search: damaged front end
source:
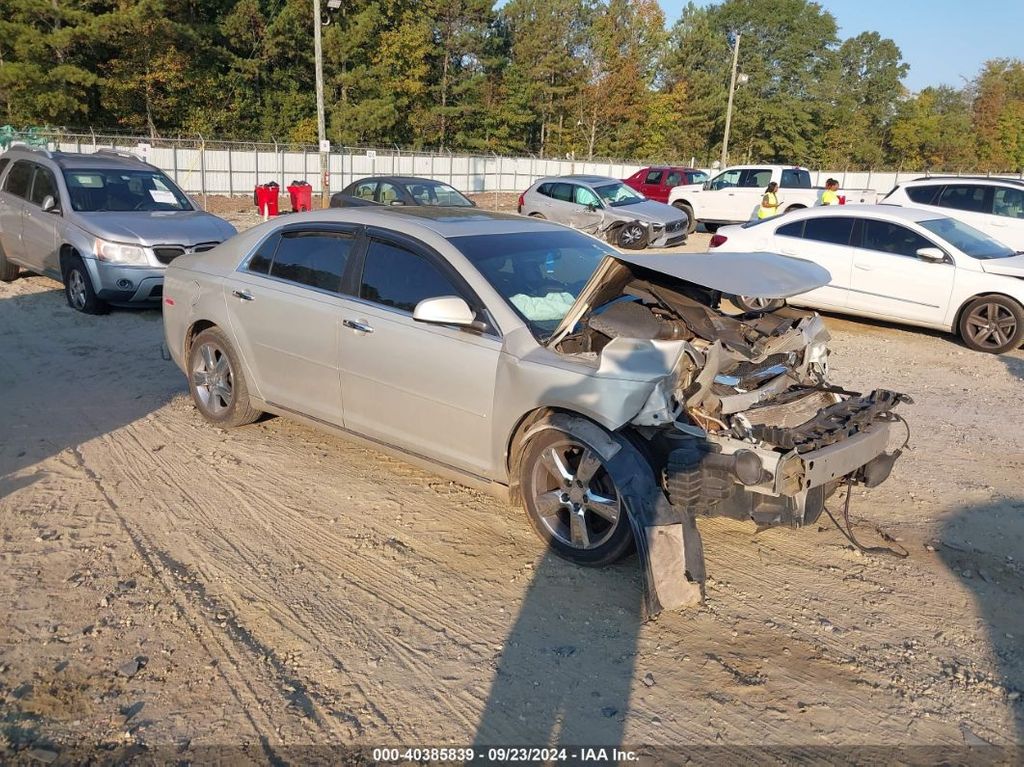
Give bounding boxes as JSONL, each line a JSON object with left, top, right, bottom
{"left": 547, "top": 254, "right": 911, "bottom": 615}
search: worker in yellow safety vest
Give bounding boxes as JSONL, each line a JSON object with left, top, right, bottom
{"left": 820, "top": 178, "right": 840, "bottom": 205}
{"left": 758, "top": 182, "right": 780, "bottom": 219}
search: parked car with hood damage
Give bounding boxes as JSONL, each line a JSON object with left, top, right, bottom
{"left": 162, "top": 207, "right": 909, "bottom": 614}
{"left": 518, "top": 175, "right": 688, "bottom": 249}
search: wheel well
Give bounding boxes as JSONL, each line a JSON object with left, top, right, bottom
{"left": 784, "top": 204, "right": 805, "bottom": 212}
{"left": 952, "top": 292, "right": 1024, "bottom": 335}
{"left": 58, "top": 244, "right": 79, "bottom": 275}
{"left": 184, "top": 320, "right": 218, "bottom": 360}
{"left": 672, "top": 199, "right": 692, "bottom": 210}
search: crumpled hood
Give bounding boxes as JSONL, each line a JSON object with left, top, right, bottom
{"left": 980, "top": 254, "right": 1024, "bottom": 278}
{"left": 610, "top": 200, "right": 686, "bottom": 226}
{"left": 546, "top": 251, "right": 831, "bottom": 348}
{"left": 76, "top": 211, "right": 236, "bottom": 245}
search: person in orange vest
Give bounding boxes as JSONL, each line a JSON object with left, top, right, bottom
{"left": 758, "top": 182, "right": 781, "bottom": 219}
{"left": 819, "top": 178, "right": 840, "bottom": 205}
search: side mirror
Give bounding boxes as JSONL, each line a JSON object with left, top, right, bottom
{"left": 916, "top": 246, "right": 946, "bottom": 262}
{"left": 42, "top": 195, "right": 60, "bottom": 214}
{"left": 413, "top": 296, "right": 476, "bottom": 327}
{"left": 702, "top": 181, "right": 711, "bottom": 191}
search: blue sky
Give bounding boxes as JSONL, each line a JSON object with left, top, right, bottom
{"left": 657, "top": 0, "right": 1024, "bottom": 92}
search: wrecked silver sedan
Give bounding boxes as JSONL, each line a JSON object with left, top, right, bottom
{"left": 162, "top": 208, "right": 909, "bottom": 614}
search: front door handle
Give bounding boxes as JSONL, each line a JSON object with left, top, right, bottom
{"left": 854, "top": 263, "right": 873, "bottom": 271}
{"left": 232, "top": 289, "right": 254, "bottom": 301}
{"left": 343, "top": 319, "right": 374, "bottom": 334}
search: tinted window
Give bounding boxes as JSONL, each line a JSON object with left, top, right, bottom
{"left": 247, "top": 233, "right": 280, "bottom": 275}
{"left": 906, "top": 185, "right": 941, "bottom": 205}
{"left": 860, "top": 220, "right": 935, "bottom": 257}
{"left": 269, "top": 231, "right": 352, "bottom": 291}
{"left": 937, "top": 185, "right": 991, "bottom": 214}
{"left": 4, "top": 161, "right": 33, "bottom": 198}
{"left": 780, "top": 169, "right": 812, "bottom": 188}
{"left": 803, "top": 217, "right": 855, "bottom": 246}
{"left": 406, "top": 180, "right": 472, "bottom": 207}
{"left": 351, "top": 181, "right": 377, "bottom": 200}
{"left": 29, "top": 167, "right": 57, "bottom": 206}
{"left": 993, "top": 187, "right": 1024, "bottom": 219}
{"left": 537, "top": 183, "right": 552, "bottom": 198}
{"left": 776, "top": 220, "right": 805, "bottom": 238}
{"left": 549, "top": 183, "right": 573, "bottom": 202}
{"left": 644, "top": 170, "right": 663, "bottom": 184}
{"left": 360, "top": 240, "right": 460, "bottom": 312}
{"left": 0, "top": 158, "right": 9, "bottom": 178}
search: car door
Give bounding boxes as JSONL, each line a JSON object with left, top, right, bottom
{"left": 22, "top": 164, "right": 61, "bottom": 274}
{"left": 771, "top": 216, "right": 856, "bottom": 309}
{"left": 663, "top": 170, "right": 684, "bottom": 204}
{"left": 989, "top": 186, "right": 1024, "bottom": 250}
{"left": 701, "top": 168, "right": 743, "bottom": 220}
{"left": 223, "top": 227, "right": 357, "bottom": 425}
{"left": 733, "top": 168, "right": 774, "bottom": 220}
{"left": 565, "top": 184, "right": 604, "bottom": 232}
{"left": 640, "top": 169, "right": 664, "bottom": 201}
{"left": 0, "top": 160, "right": 35, "bottom": 263}
{"left": 545, "top": 182, "right": 577, "bottom": 225}
{"left": 846, "top": 218, "right": 955, "bottom": 325}
{"left": 336, "top": 233, "right": 501, "bottom": 477}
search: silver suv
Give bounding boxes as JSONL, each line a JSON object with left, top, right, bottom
{"left": 0, "top": 146, "right": 237, "bottom": 314}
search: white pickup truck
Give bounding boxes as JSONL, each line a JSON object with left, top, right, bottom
{"left": 667, "top": 165, "right": 880, "bottom": 233}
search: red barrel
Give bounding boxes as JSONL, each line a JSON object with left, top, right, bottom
{"left": 254, "top": 183, "right": 280, "bottom": 216}
{"left": 287, "top": 181, "right": 313, "bottom": 212}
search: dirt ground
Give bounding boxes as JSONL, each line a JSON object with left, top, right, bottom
{"left": 1, "top": 196, "right": 1023, "bottom": 762}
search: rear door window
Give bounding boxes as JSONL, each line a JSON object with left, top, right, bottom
{"left": 937, "top": 184, "right": 991, "bottom": 214}
{"left": 905, "top": 185, "right": 941, "bottom": 205}
{"left": 267, "top": 230, "right": 354, "bottom": 292}
{"left": 4, "top": 161, "right": 34, "bottom": 199}
{"left": 802, "top": 217, "right": 855, "bottom": 246}
{"left": 740, "top": 168, "right": 773, "bottom": 188}
{"left": 859, "top": 219, "right": 935, "bottom": 257}
{"left": 666, "top": 171, "right": 682, "bottom": 186}
{"left": 780, "top": 169, "right": 811, "bottom": 188}
{"left": 360, "top": 239, "right": 461, "bottom": 313}
{"left": 549, "top": 183, "right": 573, "bottom": 202}
{"left": 776, "top": 220, "right": 805, "bottom": 238}
{"left": 29, "top": 166, "right": 58, "bottom": 207}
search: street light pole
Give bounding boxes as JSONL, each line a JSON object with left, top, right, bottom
{"left": 313, "top": 0, "right": 329, "bottom": 208}
{"left": 721, "top": 31, "right": 741, "bottom": 168}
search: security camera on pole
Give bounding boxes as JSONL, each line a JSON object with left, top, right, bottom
{"left": 314, "top": 0, "right": 343, "bottom": 208}
{"left": 721, "top": 31, "right": 748, "bottom": 168}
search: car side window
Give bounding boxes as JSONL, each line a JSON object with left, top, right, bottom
{"left": 573, "top": 186, "right": 600, "bottom": 207}
{"left": 360, "top": 239, "right": 462, "bottom": 313}
{"left": 29, "top": 166, "right": 58, "bottom": 207}
{"left": 803, "top": 217, "right": 855, "bottom": 246}
{"left": 780, "top": 169, "right": 811, "bottom": 188}
{"left": 708, "top": 170, "right": 741, "bottom": 190}
{"left": 0, "top": 158, "right": 9, "bottom": 179}
{"left": 905, "top": 185, "right": 941, "bottom": 205}
{"left": 537, "top": 183, "right": 552, "bottom": 198}
{"left": 352, "top": 181, "right": 377, "bottom": 200}
{"left": 247, "top": 233, "right": 280, "bottom": 275}
{"left": 377, "top": 182, "right": 402, "bottom": 205}
{"left": 644, "top": 170, "right": 663, "bottom": 185}
{"left": 860, "top": 219, "right": 935, "bottom": 257}
{"left": 993, "top": 187, "right": 1024, "bottom": 219}
{"left": 666, "top": 171, "right": 682, "bottom": 186}
{"left": 267, "top": 231, "right": 354, "bottom": 291}
{"left": 4, "top": 161, "right": 34, "bottom": 199}
{"left": 937, "top": 184, "right": 991, "bottom": 214}
{"left": 549, "top": 183, "right": 573, "bottom": 202}
{"left": 740, "top": 169, "right": 772, "bottom": 188}
{"left": 776, "top": 220, "right": 805, "bottom": 238}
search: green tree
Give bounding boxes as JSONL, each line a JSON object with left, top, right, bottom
{"left": 888, "top": 86, "right": 976, "bottom": 170}
{"left": 972, "top": 58, "right": 1024, "bottom": 172}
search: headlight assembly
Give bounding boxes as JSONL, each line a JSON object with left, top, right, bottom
{"left": 94, "top": 239, "right": 149, "bottom": 265}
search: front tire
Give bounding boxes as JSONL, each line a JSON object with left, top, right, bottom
{"left": 518, "top": 426, "right": 636, "bottom": 567}
{"left": 63, "top": 256, "right": 109, "bottom": 314}
{"left": 958, "top": 296, "right": 1024, "bottom": 354}
{"left": 672, "top": 201, "right": 696, "bottom": 234}
{"left": 732, "top": 295, "right": 786, "bottom": 314}
{"left": 0, "top": 242, "right": 19, "bottom": 282}
{"left": 616, "top": 222, "right": 649, "bottom": 250}
{"left": 187, "top": 327, "right": 262, "bottom": 427}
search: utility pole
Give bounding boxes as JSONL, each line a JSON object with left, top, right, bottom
{"left": 313, "top": 0, "right": 329, "bottom": 208}
{"left": 721, "top": 31, "right": 741, "bottom": 168}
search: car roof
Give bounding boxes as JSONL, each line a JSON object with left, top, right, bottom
{"left": 785, "top": 204, "right": 949, "bottom": 224}
{"left": 282, "top": 205, "right": 572, "bottom": 238}
{"left": 905, "top": 175, "right": 1024, "bottom": 187}
{"left": 537, "top": 175, "right": 619, "bottom": 185}
{"left": 3, "top": 146, "right": 153, "bottom": 171}
{"left": 347, "top": 175, "right": 458, "bottom": 187}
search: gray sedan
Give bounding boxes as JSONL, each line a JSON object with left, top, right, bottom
{"left": 162, "top": 207, "right": 908, "bottom": 614}
{"left": 519, "top": 174, "right": 688, "bottom": 249}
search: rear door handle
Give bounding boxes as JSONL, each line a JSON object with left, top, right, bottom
{"left": 232, "top": 289, "right": 254, "bottom": 301}
{"left": 343, "top": 319, "right": 374, "bottom": 334}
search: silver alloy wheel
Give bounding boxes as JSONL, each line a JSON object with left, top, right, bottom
{"left": 739, "top": 296, "right": 773, "bottom": 310}
{"left": 192, "top": 342, "right": 234, "bottom": 415}
{"left": 68, "top": 269, "right": 87, "bottom": 310}
{"left": 619, "top": 223, "right": 646, "bottom": 247}
{"left": 965, "top": 301, "right": 1018, "bottom": 350}
{"left": 528, "top": 439, "right": 621, "bottom": 550}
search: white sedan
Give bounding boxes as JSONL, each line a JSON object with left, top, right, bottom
{"left": 710, "top": 205, "right": 1024, "bottom": 354}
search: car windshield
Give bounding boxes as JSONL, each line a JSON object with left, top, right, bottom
{"left": 594, "top": 182, "right": 644, "bottom": 207}
{"left": 407, "top": 180, "right": 474, "bottom": 207}
{"left": 451, "top": 230, "right": 611, "bottom": 337}
{"left": 918, "top": 217, "right": 1016, "bottom": 260}
{"left": 62, "top": 169, "right": 193, "bottom": 212}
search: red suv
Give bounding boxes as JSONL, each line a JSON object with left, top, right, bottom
{"left": 623, "top": 166, "right": 708, "bottom": 204}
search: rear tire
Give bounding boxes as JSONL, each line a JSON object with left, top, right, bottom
{"left": 958, "top": 295, "right": 1024, "bottom": 354}
{"left": 0, "top": 243, "right": 18, "bottom": 282}
{"left": 62, "top": 256, "right": 109, "bottom": 315}
{"left": 673, "top": 201, "right": 696, "bottom": 234}
{"left": 187, "top": 327, "right": 262, "bottom": 427}
{"left": 528, "top": 212, "right": 546, "bottom": 219}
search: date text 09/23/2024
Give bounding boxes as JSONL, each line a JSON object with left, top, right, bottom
{"left": 372, "top": 747, "right": 640, "bottom": 763}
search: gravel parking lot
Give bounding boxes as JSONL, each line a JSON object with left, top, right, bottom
{"left": 1, "top": 197, "right": 1022, "bottom": 759}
